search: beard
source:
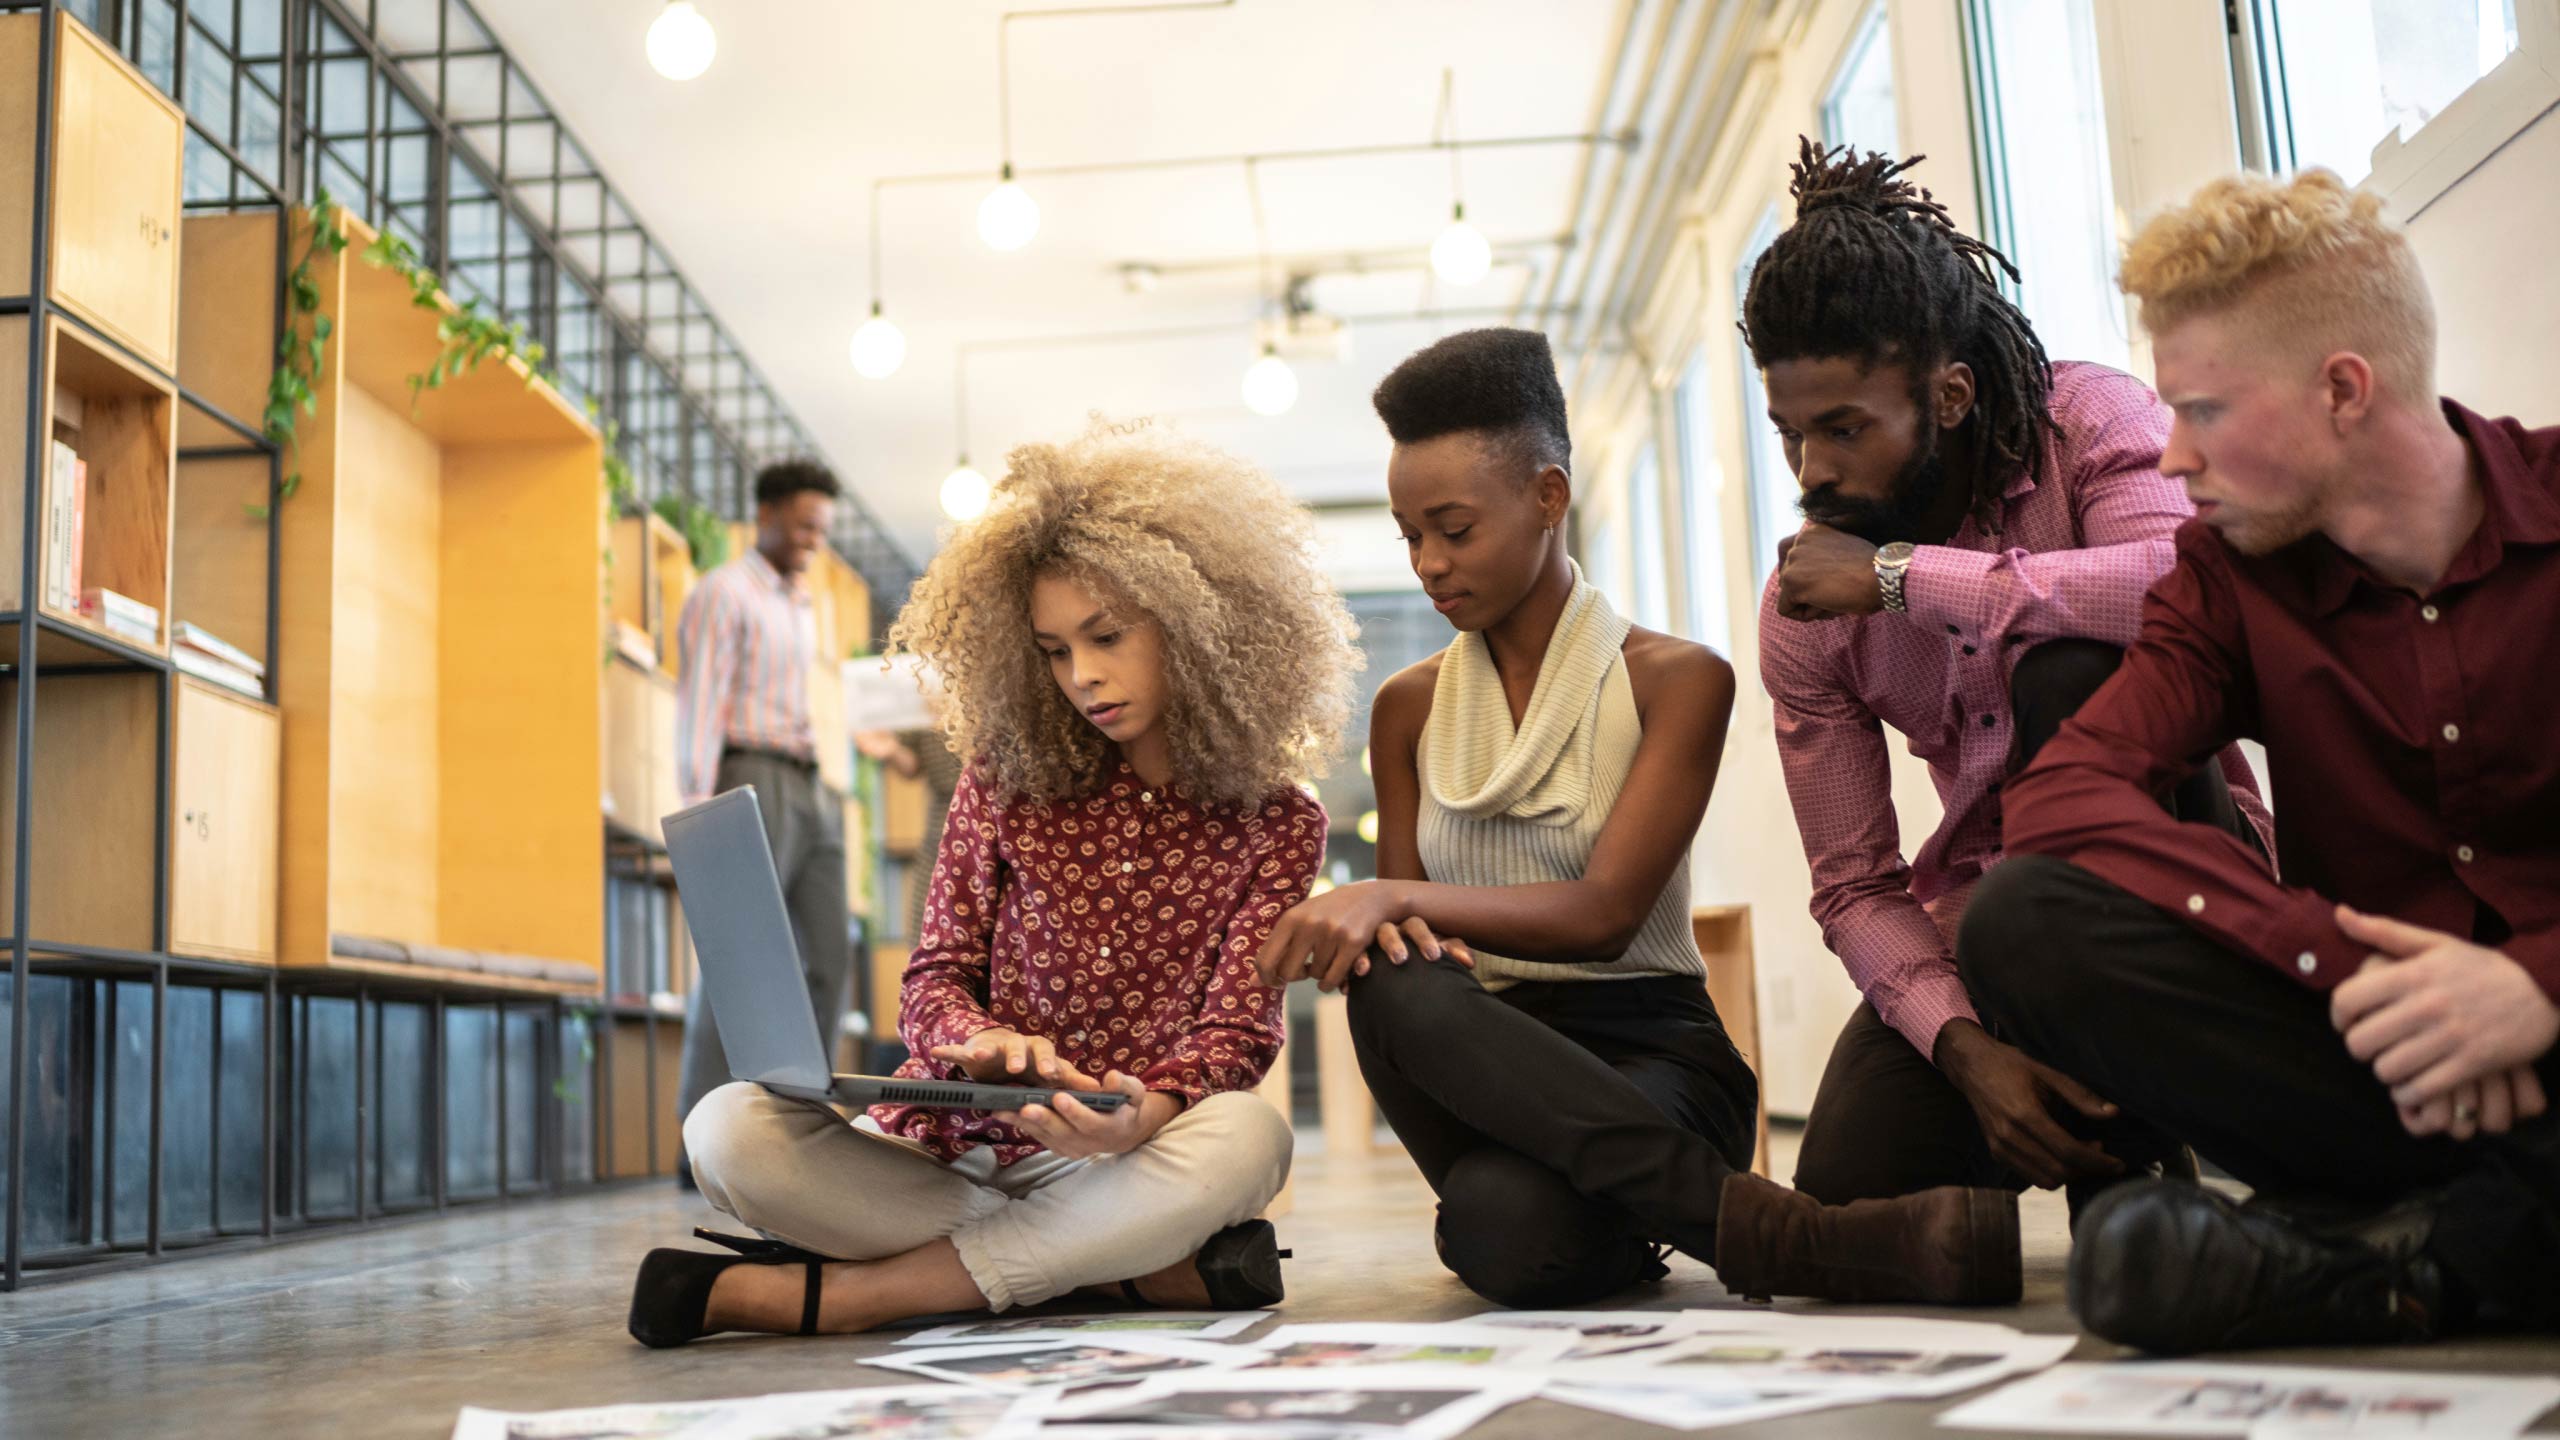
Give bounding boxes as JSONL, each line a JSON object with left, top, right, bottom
{"left": 1799, "top": 430, "right": 1955, "bottom": 546}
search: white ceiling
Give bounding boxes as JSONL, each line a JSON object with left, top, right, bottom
{"left": 475, "top": 0, "right": 1631, "bottom": 570}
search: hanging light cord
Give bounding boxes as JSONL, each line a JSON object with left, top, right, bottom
{"left": 1436, "top": 67, "right": 1466, "bottom": 216}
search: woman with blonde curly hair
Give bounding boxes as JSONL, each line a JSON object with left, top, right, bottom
{"left": 632, "top": 421, "right": 1355, "bottom": 1347}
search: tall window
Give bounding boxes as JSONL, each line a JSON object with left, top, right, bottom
{"left": 1964, "top": 0, "right": 2131, "bottom": 371}
{"left": 1627, "top": 441, "right": 1671, "bottom": 631}
{"left": 1735, "top": 208, "right": 1797, "bottom": 591}
{"left": 1823, "top": 2, "right": 1901, "bottom": 157}
{"left": 1583, "top": 509, "right": 1630, "bottom": 618}
{"left": 2237, "top": 0, "right": 2521, "bottom": 182}
{"left": 1674, "top": 355, "right": 1734, "bottom": 651}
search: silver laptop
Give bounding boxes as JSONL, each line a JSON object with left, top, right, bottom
{"left": 662, "top": 787, "right": 1125, "bottom": 1113}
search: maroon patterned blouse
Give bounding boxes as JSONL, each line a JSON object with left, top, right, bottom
{"left": 871, "top": 757, "right": 1324, "bottom": 1163}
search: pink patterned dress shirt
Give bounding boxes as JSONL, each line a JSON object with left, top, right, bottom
{"left": 1758, "top": 362, "right": 2275, "bottom": 1059}
{"left": 874, "top": 758, "right": 1324, "bottom": 1164}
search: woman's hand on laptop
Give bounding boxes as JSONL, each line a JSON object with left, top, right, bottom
{"left": 1017, "top": 1071, "right": 1175, "bottom": 1158}
{"left": 931, "top": 1027, "right": 1103, "bottom": 1089}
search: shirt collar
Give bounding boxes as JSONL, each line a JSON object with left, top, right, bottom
{"left": 742, "top": 545, "right": 808, "bottom": 600}
{"left": 2300, "top": 399, "right": 2558, "bottom": 616}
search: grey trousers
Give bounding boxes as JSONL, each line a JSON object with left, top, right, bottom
{"left": 676, "top": 752, "right": 852, "bottom": 1143}
{"left": 685, "top": 1082, "right": 1294, "bottom": 1309}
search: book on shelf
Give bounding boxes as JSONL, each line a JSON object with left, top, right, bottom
{"left": 173, "top": 621, "right": 264, "bottom": 679}
{"left": 43, "top": 442, "right": 87, "bottom": 612}
{"left": 172, "top": 645, "right": 265, "bottom": 699}
{"left": 78, "top": 587, "right": 160, "bottom": 645}
{"left": 613, "top": 619, "right": 657, "bottom": 669}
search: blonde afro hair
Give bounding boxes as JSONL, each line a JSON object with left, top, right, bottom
{"left": 888, "top": 419, "right": 1361, "bottom": 810}
{"left": 2118, "top": 168, "right": 2435, "bottom": 401}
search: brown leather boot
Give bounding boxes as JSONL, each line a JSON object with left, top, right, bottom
{"left": 1713, "top": 1172, "right": 2022, "bottom": 1305}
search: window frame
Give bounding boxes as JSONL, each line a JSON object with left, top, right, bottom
{"left": 2228, "top": 0, "right": 2559, "bottom": 220}
{"left": 1734, "top": 205, "right": 1797, "bottom": 593}
{"left": 1821, "top": 0, "right": 1901, "bottom": 155}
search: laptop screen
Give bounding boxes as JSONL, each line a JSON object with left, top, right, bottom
{"left": 662, "top": 787, "right": 833, "bottom": 1094}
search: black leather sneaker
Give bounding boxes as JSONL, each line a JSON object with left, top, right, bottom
{"left": 2069, "top": 1179, "right": 2445, "bottom": 1353}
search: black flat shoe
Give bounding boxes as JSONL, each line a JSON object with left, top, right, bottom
{"left": 629, "top": 1228, "right": 829, "bottom": 1349}
{"left": 2070, "top": 1179, "right": 2444, "bottom": 1354}
{"left": 1124, "top": 1220, "right": 1290, "bottom": 1311}
{"left": 1196, "top": 1219, "right": 1289, "bottom": 1309}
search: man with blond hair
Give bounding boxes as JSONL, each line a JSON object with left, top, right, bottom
{"left": 1956, "top": 169, "right": 2559, "bottom": 1353}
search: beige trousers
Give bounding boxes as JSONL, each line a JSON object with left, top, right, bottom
{"left": 682, "top": 1081, "right": 1294, "bottom": 1310}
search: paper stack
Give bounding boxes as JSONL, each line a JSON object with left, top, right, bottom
{"left": 79, "top": 587, "right": 159, "bottom": 648}
{"left": 172, "top": 622, "right": 265, "bottom": 699}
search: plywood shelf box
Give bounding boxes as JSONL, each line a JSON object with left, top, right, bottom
{"left": 182, "top": 205, "right": 607, "bottom": 994}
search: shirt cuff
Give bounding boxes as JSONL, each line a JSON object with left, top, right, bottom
{"left": 1898, "top": 545, "right": 1996, "bottom": 639}
{"left": 1137, "top": 1048, "right": 1257, "bottom": 1108}
{"left": 913, "top": 1003, "right": 1001, "bottom": 1058}
{"left": 2246, "top": 891, "right": 2368, "bottom": 991}
{"left": 1881, "top": 972, "right": 1982, "bottom": 1064}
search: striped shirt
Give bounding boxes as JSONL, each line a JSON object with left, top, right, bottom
{"left": 675, "top": 547, "right": 817, "bottom": 804}
{"left": 1759, "top": 362, "right": 2274, "bottom": 1059}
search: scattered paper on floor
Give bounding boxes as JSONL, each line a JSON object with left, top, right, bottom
{"left": 863, "top": 1335, "right": 1250, "bottom": 1391}
{"left": 898, "top": 1311, "right": 1272, "bottom": 1346}
{"left": 450, "top": 1383, "right": 1044, "bottom": 1440}
{"left": 1936, "top": 1362, "right": 2560, "bottom": 1437}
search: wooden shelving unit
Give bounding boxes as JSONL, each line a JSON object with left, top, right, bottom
{"left": 247, "top": 206, "right": 605, "bottom": 993}
{"left": 1, "top": 2, "right": 912, "bottom": 1287}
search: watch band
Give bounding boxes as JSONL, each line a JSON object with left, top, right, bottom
{"left": 1873, "top": 543, "right": 1916, "bottom": 614}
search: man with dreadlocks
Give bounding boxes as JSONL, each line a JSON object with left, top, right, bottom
{"left": 1738, "top": 140, "right": 2273, "bottom": 1292}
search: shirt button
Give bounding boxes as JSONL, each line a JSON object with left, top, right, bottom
{"left": 1946, "top": 625, "right": 1960, "bottom": 636}
{"left": 1124, "top": 861, "right": 1137, "bottom": 873}
{"left": 2187, "top": 894, "right": 2207, "bottom": 913}
{"left": 1962, "top": 645, "right": 1977, "bottom": 656}
{"left": 2420, "top": 605, "right": 2440, "bottom": 623}
{"left": 2442, "top": 723, "right": 2461, "bottom": 743}
{"left": 1980, "top": 714, "right": 1997, "bottom": 728}
{"left": 2297, "top": 951, "right": 2318, "bottom": 974}
{"left": 1141, "top": 791, "right": 1154, "bottom": 802}
{"left": 1099, "top": 944, "right": 1111, "bottom": 958}
{"left": 2455, "top": 845, "right": 2475, "bottom": 864}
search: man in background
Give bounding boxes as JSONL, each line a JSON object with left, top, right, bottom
{"left": 672, "top": 460, "right": 853, "bottom": 1186}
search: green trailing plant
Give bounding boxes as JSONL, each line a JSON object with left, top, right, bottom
{"left": 656, "top": 493, "right": 731, "bottom": 572}
{"left": 358, "top": 227, "right": 548, "bottom": 407}
{"left": 257, "top": 193, "right": 555, "bottom": 516}
{"left": 252, "top": 190, "right": 351, "bottom": 519}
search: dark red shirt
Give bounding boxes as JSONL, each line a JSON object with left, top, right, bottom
{"left": 2005, "top": 400, "right": 2560, "bottom": 1001}
{"left": 873, "top": 759, "right": 1323, "bottom": 1163}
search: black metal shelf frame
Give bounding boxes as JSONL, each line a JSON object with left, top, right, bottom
{"left": 0, "top": 0, "right": 749, "bottom": 1290}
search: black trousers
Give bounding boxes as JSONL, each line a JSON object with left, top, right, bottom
{"left": 1795, "top": 640, "right": 2241, "bottom": 1204}
{"left": 1959, "top": 853, "right": 2560, "bottom": 1324}
{"left": 1345, "top": 957, "right": 1758, "bottom": 1307}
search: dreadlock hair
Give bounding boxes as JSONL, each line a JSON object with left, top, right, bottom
{"left": 1740, "top": 137, "right": 2056, "bottom": 534}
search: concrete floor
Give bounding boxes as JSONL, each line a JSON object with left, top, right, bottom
{"left": 1, "top": 1126, "right": 2554, "bottom": 1438}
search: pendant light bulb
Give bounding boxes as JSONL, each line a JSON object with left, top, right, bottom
{"left": 849, "top": 305, "right": 906, "bottom": 379}
{"left": 941, "top": 461, "right": 992, "bottom": 522}
{"left": 977, "top": 166, "right": 1041, "bottom": 252}
{"left": 1431, "top": 204, "right": 1493, "bottom": 286}
{"left": 645, "top": 2, "right": 717, "bottom": 81}
{"left": 1240, "top": 345, "right": 1298, "bottom": 417}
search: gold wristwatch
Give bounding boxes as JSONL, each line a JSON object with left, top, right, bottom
{"left": 1874, "top": 541, "right": 1917, "bottom": 613}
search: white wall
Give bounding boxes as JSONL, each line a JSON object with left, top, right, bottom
{"left": 2402, "top": 105, "right": 2560, "bottom": 416}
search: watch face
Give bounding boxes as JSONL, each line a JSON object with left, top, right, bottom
{"left": 1877, "top": 541, "right": 1916, "bottom": 565}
